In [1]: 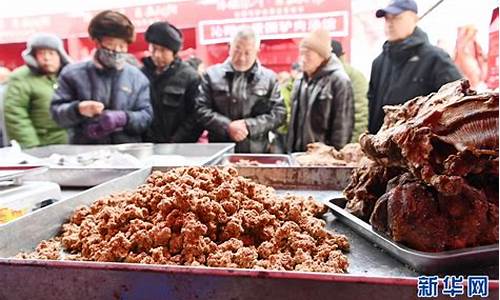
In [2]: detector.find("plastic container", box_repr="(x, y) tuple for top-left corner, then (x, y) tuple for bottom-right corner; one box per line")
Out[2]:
(0, 181), (61, 225)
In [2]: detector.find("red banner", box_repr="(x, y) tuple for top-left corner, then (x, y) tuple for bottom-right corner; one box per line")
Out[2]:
(0, 0), (350, 44)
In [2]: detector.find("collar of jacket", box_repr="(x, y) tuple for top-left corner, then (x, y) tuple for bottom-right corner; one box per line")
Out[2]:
(142, 56), (181, 77)
(304, 54), (344, 82)
(222, 58), (261, 82)
(383, 27), (428, 62)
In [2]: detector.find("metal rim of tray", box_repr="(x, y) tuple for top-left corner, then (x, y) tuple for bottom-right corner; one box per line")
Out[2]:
(325, 199), (499, 267)
(3, 257), (426, 285)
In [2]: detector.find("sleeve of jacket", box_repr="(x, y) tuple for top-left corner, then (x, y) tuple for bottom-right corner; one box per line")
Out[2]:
(244, 78), (286, 137)
(124, 76), (153, 135)
(349, 68), (369, 143)
(3, 75), (40, 148)
(171, 74), (203, 142)
(195, 73), (232, 138)
(51, 68), (86, 128)
(329, 75), (355, 149)
(431, 50), (463, 91)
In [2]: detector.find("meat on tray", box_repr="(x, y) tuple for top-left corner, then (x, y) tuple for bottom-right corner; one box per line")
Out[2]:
(295, 142), (368, 167)
(344, 79), (499, 252)
(19, 167), (349, 273)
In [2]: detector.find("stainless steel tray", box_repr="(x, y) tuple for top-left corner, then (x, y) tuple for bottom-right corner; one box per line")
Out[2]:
(0, 165), (47, 184)
(326, 197), (500, 274)
(232, 166), (354, 190)
(23, 143), (235, 187)
(0, 167), (497, 299)
(219, 153), (292, 166)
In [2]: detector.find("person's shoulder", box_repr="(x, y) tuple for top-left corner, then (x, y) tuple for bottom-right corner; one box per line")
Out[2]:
(9, 65), (31, 80)
(60, 61), (90, 77)
(123, 64), (149, 82)
(259, 65), (278, 80)
(419, 43), (453, 60)
(205, 63), (226, 79)
(177, 60), (199, 78)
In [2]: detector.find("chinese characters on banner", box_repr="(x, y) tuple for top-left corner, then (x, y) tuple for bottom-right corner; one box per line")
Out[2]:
(198, 12), (348, 45)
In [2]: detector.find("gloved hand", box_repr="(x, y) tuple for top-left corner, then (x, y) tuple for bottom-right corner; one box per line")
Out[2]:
(98, 110), (128, 131)
(82, 110), (128, 140)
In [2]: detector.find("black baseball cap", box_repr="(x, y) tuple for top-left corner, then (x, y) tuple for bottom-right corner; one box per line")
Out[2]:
(376, 0), (418, 18)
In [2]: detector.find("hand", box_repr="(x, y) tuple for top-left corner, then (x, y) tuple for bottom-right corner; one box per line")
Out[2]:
(98, 110), (128, 131)
(79, 101), (104, 118)
(228, 120), (248, 142)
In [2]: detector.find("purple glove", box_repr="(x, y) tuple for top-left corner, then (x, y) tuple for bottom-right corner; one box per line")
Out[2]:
(99, 110), (128, 131)
(83, 110), (128, 140)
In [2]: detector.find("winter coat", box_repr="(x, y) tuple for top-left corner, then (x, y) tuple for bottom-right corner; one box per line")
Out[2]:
(4, 66), (68, 148)
(196, 60), (286, 153)
(51, 61), (152, 144)
(287, 55), (354, 152)
(368, 27), (463, 133)
(141, 57), (202, 143)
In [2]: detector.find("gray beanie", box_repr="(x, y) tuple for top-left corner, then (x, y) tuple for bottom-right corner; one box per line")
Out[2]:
(22, 33), (72, 69)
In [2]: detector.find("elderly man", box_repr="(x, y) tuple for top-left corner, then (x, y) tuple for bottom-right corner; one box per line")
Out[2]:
(51, 10), (152, 144)
(287, 29), (354, 153)
(196, 27), (285, 153)
(368, 0), (462, 133)
(142, 21), (202, 143)
(4, 33), (70, 148)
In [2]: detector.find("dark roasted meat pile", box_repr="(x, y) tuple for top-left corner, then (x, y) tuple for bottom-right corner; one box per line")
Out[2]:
(19, 167), (349, 273)
(344, 79), (499, 252)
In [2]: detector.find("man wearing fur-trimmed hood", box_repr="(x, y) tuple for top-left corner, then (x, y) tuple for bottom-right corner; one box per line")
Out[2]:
(4, 33), (71, 148)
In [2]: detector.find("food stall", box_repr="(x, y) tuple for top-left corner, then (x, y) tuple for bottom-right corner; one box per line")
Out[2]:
(0, 79), (497, 299)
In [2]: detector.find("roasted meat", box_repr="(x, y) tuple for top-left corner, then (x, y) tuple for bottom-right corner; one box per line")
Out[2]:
(345, 79), (499, 252)
(295, 142), (368, 167)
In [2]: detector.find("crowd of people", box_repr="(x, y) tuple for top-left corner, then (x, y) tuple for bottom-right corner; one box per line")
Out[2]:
(0, 0), (463, 153)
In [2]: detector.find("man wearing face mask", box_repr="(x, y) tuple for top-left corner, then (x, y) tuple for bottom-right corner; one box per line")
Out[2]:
(196, 27), (285, 153)
(368, 0), (462, 133)
(141, 21), (202, 143)
(287, 29), (354, 153)
(51, 10), (152, 144)
(4, 33), (70, 148)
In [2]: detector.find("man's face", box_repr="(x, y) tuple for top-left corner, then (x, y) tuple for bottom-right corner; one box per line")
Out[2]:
(35, 48), (61, 74)
(96, 36), (128, 53)
(384, 11), (418, 42)
(299, 47), (324, 76)
(149, 43), (175, 69)
(229, 38), (258, 72)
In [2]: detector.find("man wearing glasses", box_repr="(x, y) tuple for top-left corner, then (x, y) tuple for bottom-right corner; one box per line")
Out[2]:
(51, 10), (152, 144)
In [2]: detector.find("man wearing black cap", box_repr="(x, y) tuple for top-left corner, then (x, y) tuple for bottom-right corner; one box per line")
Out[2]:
(368, 0), (462, 134)
(141, 21), (202, 143)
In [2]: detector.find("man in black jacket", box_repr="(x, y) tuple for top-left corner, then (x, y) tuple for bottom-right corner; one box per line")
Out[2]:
(196, 27), (285, 153)
(142, 21), (202, 143)
(287, 29), (354, 152)
(368, 0), (462, 133)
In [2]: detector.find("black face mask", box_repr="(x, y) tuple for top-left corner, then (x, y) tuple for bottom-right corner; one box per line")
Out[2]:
(95, 48), (127, 70)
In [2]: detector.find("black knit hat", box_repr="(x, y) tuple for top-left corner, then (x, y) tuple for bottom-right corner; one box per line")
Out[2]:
(145, 22), (183, 53)
(331, 40), (344, 57)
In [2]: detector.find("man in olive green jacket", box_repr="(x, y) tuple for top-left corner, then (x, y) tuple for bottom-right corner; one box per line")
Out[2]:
(4, 33), (70, 148)
(331, 40), (369, 143)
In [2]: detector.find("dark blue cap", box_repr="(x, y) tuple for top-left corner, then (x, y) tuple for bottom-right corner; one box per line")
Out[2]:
(376, 0), (418, 18)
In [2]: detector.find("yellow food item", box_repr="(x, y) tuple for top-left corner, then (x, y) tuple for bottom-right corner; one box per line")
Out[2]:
(0, 207), (28, 224)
